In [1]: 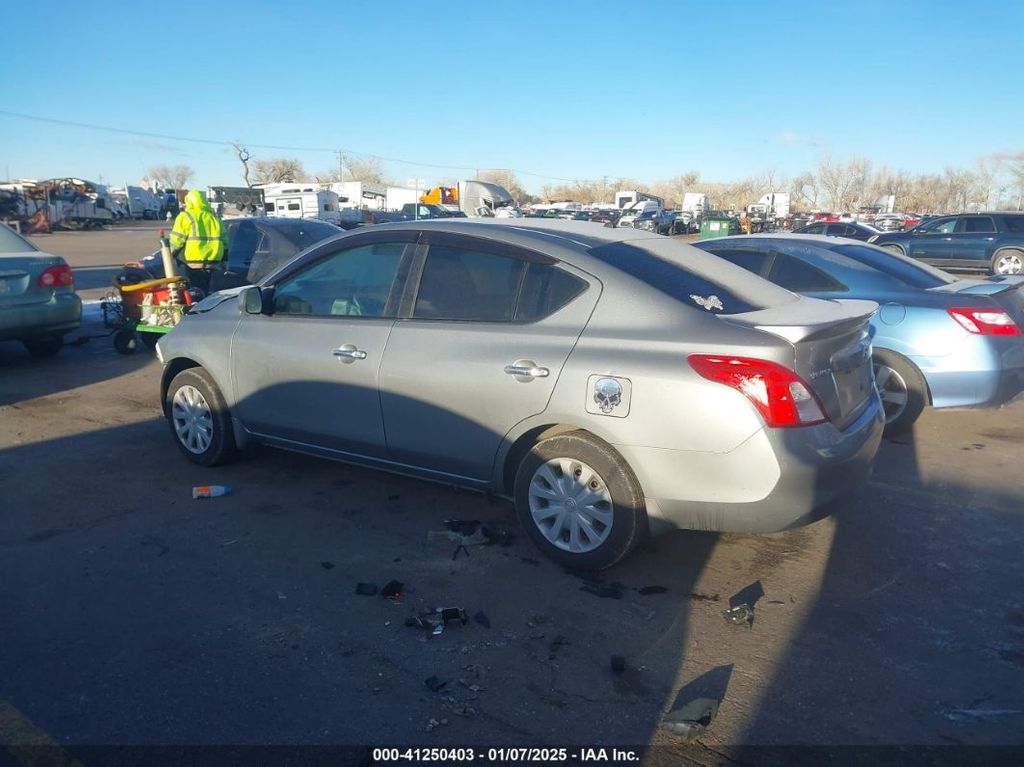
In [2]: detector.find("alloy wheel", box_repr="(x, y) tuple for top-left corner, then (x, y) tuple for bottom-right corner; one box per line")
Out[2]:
(995, 253), (1024, 275)
(874, 363), (909, 423)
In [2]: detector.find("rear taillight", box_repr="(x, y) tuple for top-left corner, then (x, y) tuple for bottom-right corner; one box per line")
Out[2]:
(38, 264), (74, 289)
(688, 354), (827, 428)
(947, 308), (1022, 336)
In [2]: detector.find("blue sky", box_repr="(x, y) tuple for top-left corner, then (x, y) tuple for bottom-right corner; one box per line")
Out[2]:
(2, 1), (1021, 194)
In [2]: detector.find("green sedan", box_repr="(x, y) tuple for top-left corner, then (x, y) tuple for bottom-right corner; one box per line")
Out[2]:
(0, 224), (81, 357)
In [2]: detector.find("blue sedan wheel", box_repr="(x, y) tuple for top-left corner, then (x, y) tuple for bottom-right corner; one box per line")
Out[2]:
(872, 350), (927, 436)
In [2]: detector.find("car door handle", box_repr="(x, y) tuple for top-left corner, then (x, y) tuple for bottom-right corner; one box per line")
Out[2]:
(333, 345), (367, 361)
(504, 363), (549, 378)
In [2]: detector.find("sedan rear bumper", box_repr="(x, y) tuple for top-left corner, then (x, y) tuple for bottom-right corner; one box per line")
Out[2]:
(624, 393), (884, 535)
(0, 293), (82, 341)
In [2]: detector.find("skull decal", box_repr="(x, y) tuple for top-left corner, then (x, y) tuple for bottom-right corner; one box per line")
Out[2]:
(593, 377), (623, 414)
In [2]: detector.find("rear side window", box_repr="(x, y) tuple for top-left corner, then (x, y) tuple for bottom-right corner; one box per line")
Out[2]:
(414, 246), (525, 322)
(1000, 216), (1024, 233)
(0, 223), (37, 253)
(771, 254), (845, 292)
(961, 216), (996, 233)
(516, 263), (587, 321)
(828, 243), (954, 288)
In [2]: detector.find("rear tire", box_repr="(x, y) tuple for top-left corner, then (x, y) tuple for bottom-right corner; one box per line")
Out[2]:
(165, 367), (237, 467)
(873, 349), (927, 436)
(22, 335), (64, 357)
(992, 249), (1024, 276)
(514, 431), (646, 570)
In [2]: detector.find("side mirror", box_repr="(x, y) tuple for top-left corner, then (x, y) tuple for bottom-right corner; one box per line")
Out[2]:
(239, 286), (267, 315)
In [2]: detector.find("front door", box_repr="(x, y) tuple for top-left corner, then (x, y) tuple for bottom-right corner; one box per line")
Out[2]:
(379, 234), (598, 480)
(230, 238), (412, 457)
(908, 216), (957, 260)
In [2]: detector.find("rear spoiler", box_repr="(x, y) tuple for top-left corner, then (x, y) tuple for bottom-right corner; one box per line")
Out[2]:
(929, 276), (1024, 296)
(717, 298), (877, 344)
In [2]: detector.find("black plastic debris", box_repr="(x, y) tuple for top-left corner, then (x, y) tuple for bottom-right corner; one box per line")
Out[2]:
(580, 581), (625, 600)
(638, 586), (668, 595)
(549, 635), (569, 655)
(610, 655), (626, 674)
(424, 676), (447, 692)
(690, 592), (720, 602)
(321, 561), (335, 570)
(473, 611), (491, 629)
(439, 607), (468, 625)
(660, 697), (719, 741)
(722, 604), (754, 628)
(452, 544), (469, 561)
(355, 582), (378, 596)
(381, 580), (404, 598)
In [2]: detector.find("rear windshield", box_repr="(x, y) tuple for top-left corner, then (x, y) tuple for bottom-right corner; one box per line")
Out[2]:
(272, 221), (340, 249)
(828, 243), (955, 288)
(590, 238), (798, 314)
(0, 224), (37, 253)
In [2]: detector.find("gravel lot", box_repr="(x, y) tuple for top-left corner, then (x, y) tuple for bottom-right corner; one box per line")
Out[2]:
(1, 225), (1023, 763)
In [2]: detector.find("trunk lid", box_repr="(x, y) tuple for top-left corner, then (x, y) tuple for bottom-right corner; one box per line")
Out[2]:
(719, 298), (878, 429)
(928, 276), (1024, 329)
(0, 253), (64, 306)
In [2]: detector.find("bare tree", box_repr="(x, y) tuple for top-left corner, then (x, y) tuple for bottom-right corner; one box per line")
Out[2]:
(1008, 154), (1024, 210)
(148, 164), (195, 190)
(338, 155), (389, 184)
(250, 158), (307, 184)
(792, 171), (820, 210)
(232, 143), (252, 187)
(816, 155), (871, 212)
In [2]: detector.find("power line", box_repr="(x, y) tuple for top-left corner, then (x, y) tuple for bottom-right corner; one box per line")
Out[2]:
(0, 109), (601, 185)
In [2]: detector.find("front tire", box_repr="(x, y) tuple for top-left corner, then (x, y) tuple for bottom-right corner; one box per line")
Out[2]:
(165, 367), (237, 466)
(873, 349), (927, 436)
(514, 432), (646, 570)
(881, 244), (905, 257)
(992, 249), (1024, 275)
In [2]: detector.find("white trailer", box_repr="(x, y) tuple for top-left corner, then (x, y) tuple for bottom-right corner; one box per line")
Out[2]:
(681, 192), (709, 216)
(329, 181), (386, 210)
(385, 186), (420, 211)
(259, 183), (341, 224)
(616, 190), (664, 209)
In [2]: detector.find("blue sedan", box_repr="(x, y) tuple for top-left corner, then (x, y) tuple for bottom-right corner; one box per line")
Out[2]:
(695, 234), (1024, 434)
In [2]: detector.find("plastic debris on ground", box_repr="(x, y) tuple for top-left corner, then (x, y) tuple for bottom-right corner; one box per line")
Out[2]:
(192, 485), (231, 499)
(660, 697), (719, 741)
(424, 675), (447, 692)
(380, 580), (404, 599)
(405, 606), (468, 637)
(610, 655), (626, 674)
(722, 603), (754, 628)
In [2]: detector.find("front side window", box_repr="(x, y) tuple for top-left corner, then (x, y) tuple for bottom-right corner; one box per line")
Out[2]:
(414, 246), (525, 322)
(272, 242), (404, 317)
(917, 217), (956, 234)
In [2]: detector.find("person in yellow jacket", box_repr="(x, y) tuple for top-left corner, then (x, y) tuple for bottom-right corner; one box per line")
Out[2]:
(168, 189), (228, 294)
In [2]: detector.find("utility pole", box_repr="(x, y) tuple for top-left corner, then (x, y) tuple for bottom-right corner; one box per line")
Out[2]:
(337, 151), (345, 183)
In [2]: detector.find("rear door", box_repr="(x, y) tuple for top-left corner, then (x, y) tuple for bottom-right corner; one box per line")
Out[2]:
(378, 232), (597, 480)
(230, 231), (415, 457)
(950, 215), (998, 266)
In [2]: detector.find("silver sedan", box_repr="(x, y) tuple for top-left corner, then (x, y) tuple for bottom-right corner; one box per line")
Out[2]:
(156, 220), (884, 569)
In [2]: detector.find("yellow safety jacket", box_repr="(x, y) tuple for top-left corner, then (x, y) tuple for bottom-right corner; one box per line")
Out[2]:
(169, 190), (226, 266)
